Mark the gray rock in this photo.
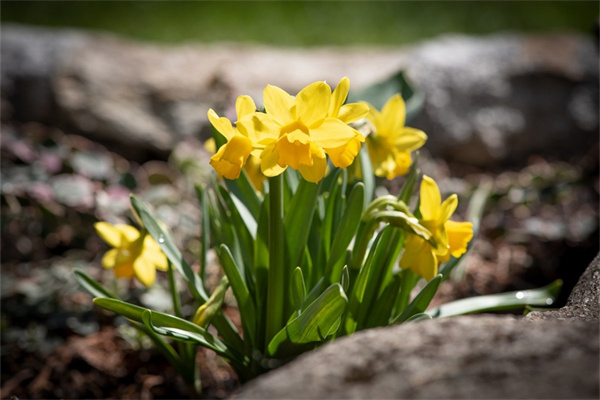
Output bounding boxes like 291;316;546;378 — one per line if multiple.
238;316;598;399
408;33;599;166
2;25;597;165
237;254;600;399
527;253;599;322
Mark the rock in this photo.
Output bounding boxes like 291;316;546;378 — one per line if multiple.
526;253;599;322
2;24;597;165
1;24;407;157
237;316;598;399
408;33;599;166
237;253;599;399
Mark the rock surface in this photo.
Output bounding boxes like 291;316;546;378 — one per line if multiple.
2;24;598;164
236;254;600;399
526;253;599;322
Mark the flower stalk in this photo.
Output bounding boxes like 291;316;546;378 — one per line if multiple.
265;174;285;346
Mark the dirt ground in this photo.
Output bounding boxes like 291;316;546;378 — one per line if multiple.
1;122;598;399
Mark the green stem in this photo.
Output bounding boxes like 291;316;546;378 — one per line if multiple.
265;174;285;347
394;269;419;316
167;260;183;318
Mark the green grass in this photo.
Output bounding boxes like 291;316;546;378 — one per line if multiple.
2;1;598;46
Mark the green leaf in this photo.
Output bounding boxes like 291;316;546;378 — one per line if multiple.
219;244;256;347
340;265;350;293
130;195;207;301
348;70;424;123
224;168;261;219
216;186;254;272
393;268;419;317
392;274;442;324
405;313;432;323
267;284;348;358
345;227;401;334
427;280;563;318
354;227;403;329
284;179;321;270
364;274;401;328
326;183;364;277
291;267;307;313
195;185;211;281
74;269;118;299
398;152;420;205
357;146;374;208
94;298;231;356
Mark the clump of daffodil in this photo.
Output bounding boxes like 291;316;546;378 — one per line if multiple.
94;222;168;287
255;78;369;182
364;94;427;180
208;78;368;183
399;176;473;281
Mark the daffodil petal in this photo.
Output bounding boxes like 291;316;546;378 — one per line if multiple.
117;225;140;243
325;133;363;168
439;194;458;223
380;94;406;134
298;144;327;183
364;102;382;129
296;81;331;127
446;220;473;258
309;118;357;149
142;236;169;271
204;137;217;154
392;151;412;177
399;234;427;275
208;109;235;140
236;95;256;120
420;175;441;221
261;143;287;177
263;85;294;125
101;248;120;269
413;247;438;282
329;77;350;117
133;256;156;287
393;128;428;152
338;103;369;124
95;222;122;248
244;112;280;143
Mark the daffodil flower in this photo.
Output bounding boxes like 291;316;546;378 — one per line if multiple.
253;78;368;183
94;222;168;287
399;176;473;281
323;77;369;168
364;94;427;180
204;137;265;192
207;95;258;180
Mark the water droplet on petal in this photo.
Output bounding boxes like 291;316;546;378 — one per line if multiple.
546;298;553;305
515;291;525;299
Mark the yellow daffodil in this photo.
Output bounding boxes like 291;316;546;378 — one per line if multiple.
399;176;473;281
208;78;368;183
204;138;265;192
94;222;168;287
323;77;369;168
364;94;427;180
207;95;257;180
253;78;368;183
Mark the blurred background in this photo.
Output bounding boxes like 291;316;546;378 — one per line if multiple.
1;1;599;399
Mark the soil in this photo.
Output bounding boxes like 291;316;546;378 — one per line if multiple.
1;123;598;399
